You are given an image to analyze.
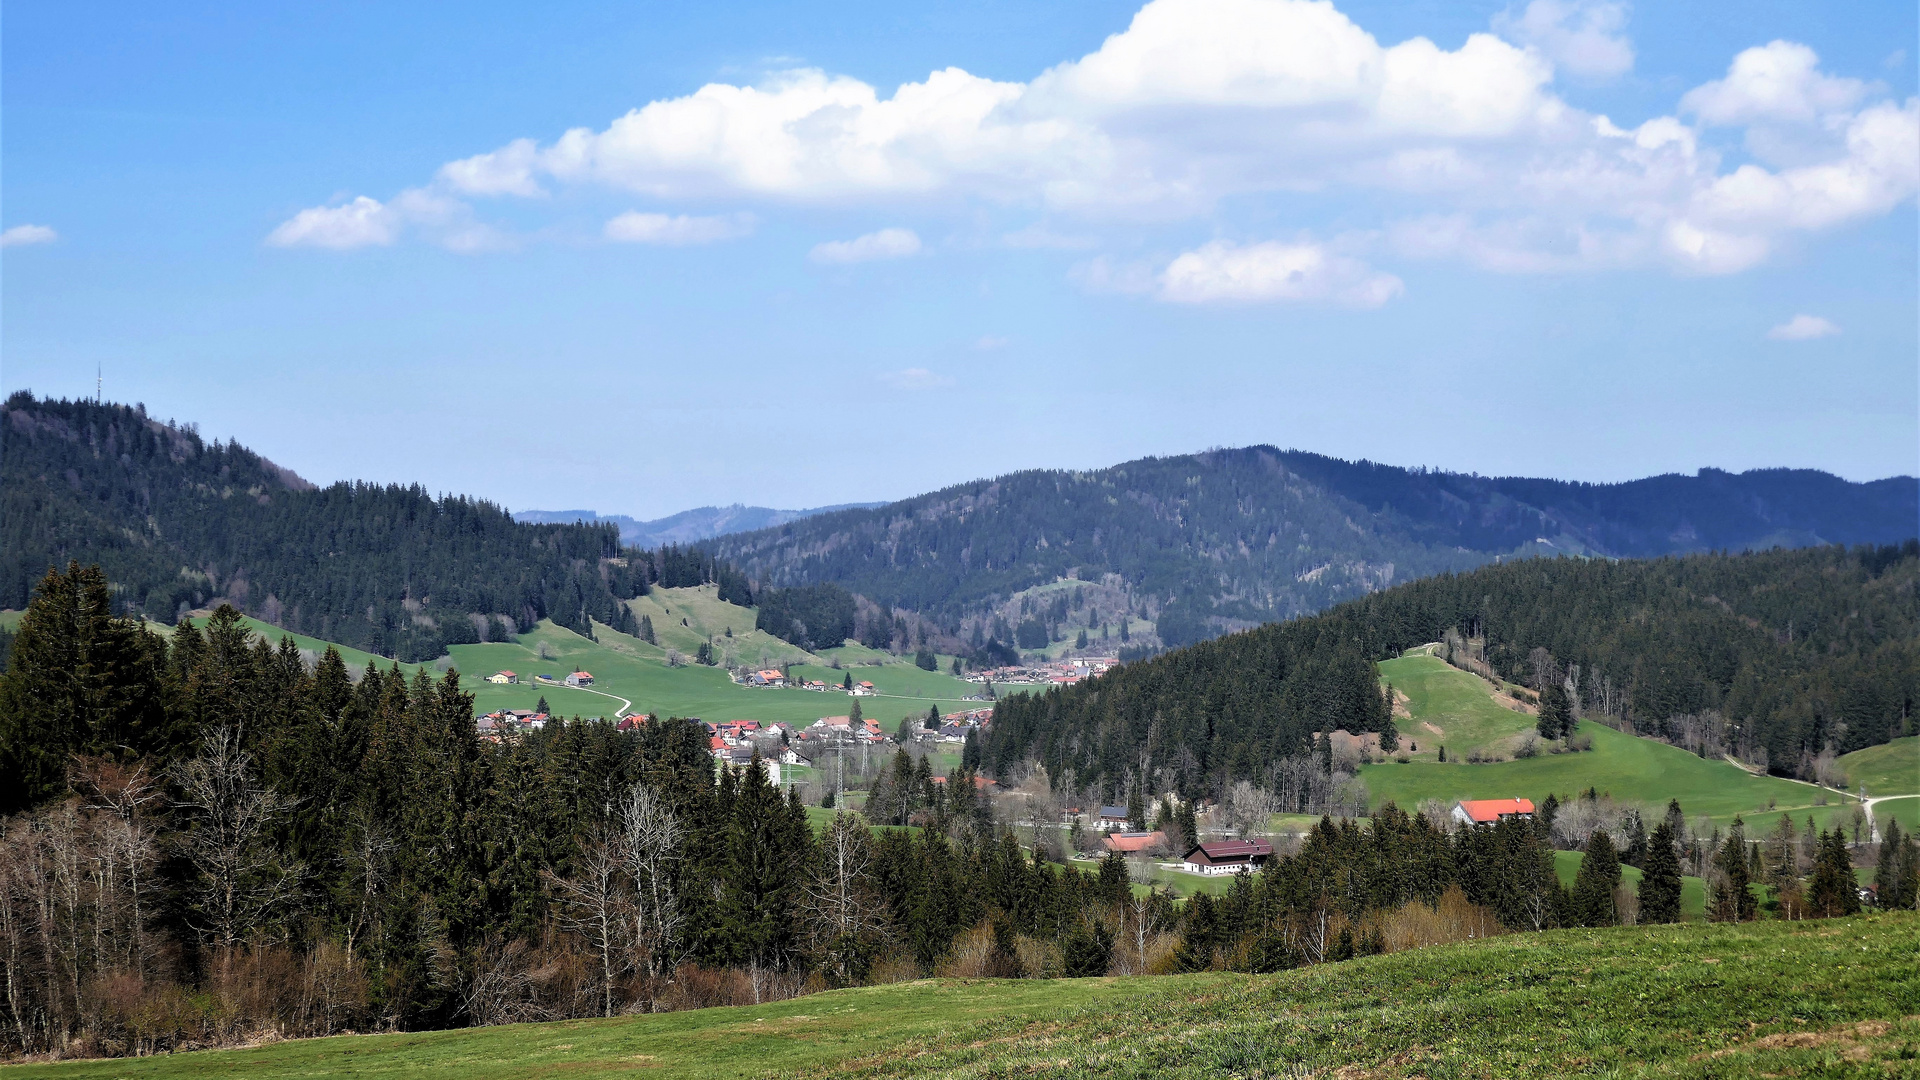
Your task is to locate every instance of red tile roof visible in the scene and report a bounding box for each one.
[1103,830,1165,853]
[1455,798,1535,823]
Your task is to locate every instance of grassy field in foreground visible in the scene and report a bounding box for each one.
[803,913,1920,1080]
[13,917,1914,1080]
[1840,737,1918,797]
[2,976,1247,1080]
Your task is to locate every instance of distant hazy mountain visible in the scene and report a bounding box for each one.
[514,502,884,548]
[707,446,1919,646]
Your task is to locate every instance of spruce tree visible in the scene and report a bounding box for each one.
[1709,819,1756,921]
[925,705,939,730]
[1571,830,1622,926]
[536,696,550,715]
[1639,821,1683,923]
[1876,821,1919,911]
[1808,829,1861,917]
[960,726,982,771]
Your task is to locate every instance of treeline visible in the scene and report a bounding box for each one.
[2,394,646,660]
[983,544,1918,797]
[987,616,1393,799]
[1,394,785,663]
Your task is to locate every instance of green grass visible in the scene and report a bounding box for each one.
[1552,849,1708,919]
[20,917,1913,1079]
[1362,720,1858,831]
[2,975,1247,1080]
[1878,795,1920,835]
[1378,653,1535,760]
[800,913,1920,1079]
[1365,655,1859,831]
[156,586,984,727]
[1839,736,1918,797]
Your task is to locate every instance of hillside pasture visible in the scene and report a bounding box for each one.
[1839,736,1918,796]
[1377,653,1536,761]
[1359,721,1858,832]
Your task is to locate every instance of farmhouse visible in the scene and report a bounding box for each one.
[1095,805,1131,832]
[1181,839,1274,876]
[1102,830,1165,855]
[564,670,594,687]
[1451,798,1535,827]
[487,670,518,684]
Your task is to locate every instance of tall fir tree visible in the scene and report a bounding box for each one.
[1639,820,1684,923]
[1571,830,1622,926]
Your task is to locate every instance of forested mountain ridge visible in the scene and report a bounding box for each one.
[709,447,1918,646]
[985,542,1919,799]
[2,392,653,660]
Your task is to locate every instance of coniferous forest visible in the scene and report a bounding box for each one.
[987,542,1918,796]
[0,394,775,662]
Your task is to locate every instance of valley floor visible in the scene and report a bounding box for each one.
[9,914,1914,1080]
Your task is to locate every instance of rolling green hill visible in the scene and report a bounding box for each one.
[1839,737,1919,796]
[171,587,988,727]
[11,915,1912,1080]
[1362,653,1861,833]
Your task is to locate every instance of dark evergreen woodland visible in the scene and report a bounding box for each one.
[710,445,1918,645]
[985,543,1917,796]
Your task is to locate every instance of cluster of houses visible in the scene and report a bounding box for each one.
[473,709,550,742]
[965,658,1116,687]
[484,669,594,687]
[907,708,994,744]
[739,669,879,696]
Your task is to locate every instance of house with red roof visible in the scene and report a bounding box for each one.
[1451,798,1535,827]
[564,670,594,687]
[1102,830,1166,855]
[1181,839,1274,876]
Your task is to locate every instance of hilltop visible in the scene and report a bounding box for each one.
[514,503,884,549]
[708,446,1918,647]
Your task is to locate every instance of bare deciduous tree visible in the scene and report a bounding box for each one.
[616,784,685,984]
[171,727,303,954]
[801,813,887,986]
[545,830,627,1018]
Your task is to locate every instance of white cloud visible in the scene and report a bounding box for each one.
[0,224,58,247]
[1157,240,1403,306]
[1493,0,1633,80]
[272,0,1916,281]
[1767,314,1840,340]
[809,227,922,264]
[604,211,756,245]
[1682,42,1867,127]
[878,367,955,389]
[266,196,398,249]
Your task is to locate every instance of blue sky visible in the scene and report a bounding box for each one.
[5,0,1915,518]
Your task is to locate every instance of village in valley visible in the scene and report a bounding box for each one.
[467,657,1538,891]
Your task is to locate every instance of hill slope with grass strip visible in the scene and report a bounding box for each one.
[11,916,1913,1080]
[1362,653,1863,834]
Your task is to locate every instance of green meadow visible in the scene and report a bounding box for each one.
[1839,736,1918,796]
[1362,653,1861,832]
[10,916,1913,1080]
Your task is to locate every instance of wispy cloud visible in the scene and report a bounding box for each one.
[0,224,59,248]
[878,367,955,390]
[1767,314,1840,340]
[809,228,921,265]
[604,211,756,245]
[1157,241,1404,307]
